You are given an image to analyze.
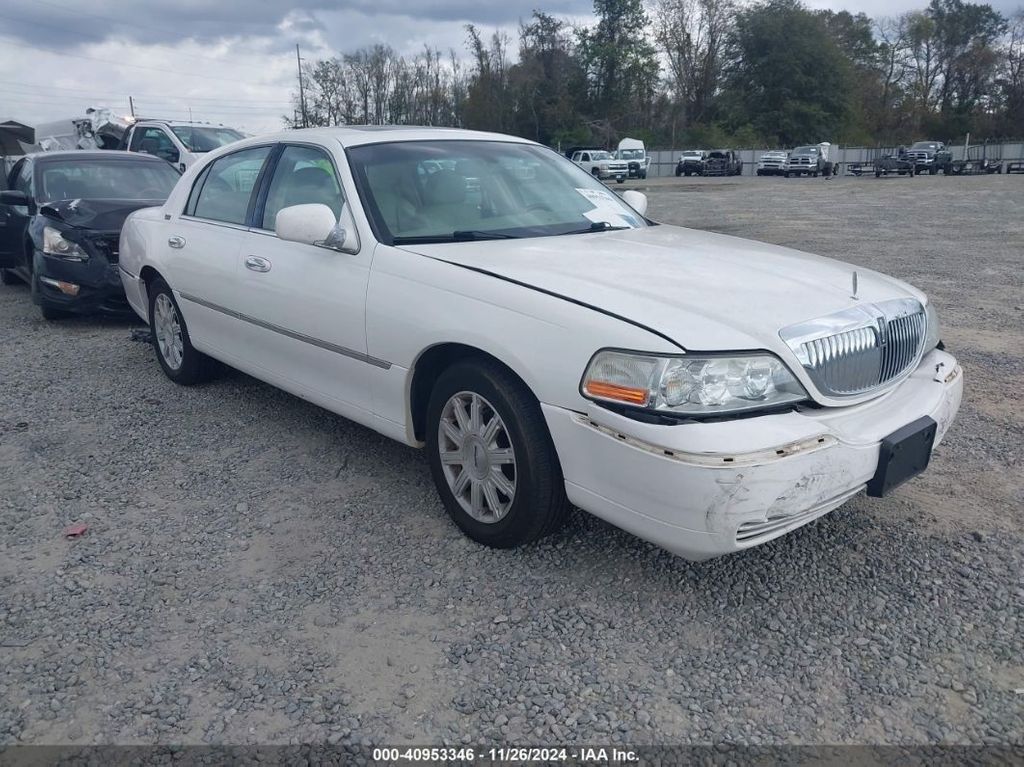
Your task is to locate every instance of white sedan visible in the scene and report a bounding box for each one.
[118,127,963,560]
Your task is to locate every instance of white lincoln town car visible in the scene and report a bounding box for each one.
[118,127,963,560]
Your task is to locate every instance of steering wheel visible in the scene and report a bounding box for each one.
[525,202,554,213]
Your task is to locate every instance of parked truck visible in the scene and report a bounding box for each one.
[905,141,952,175]
[784,144,831,177]
[568,148,628,183]
[614,137,650,179]
[756,150,789,176]
[704,149,743,176]
[120,119,244,173]
[675,150,708,176]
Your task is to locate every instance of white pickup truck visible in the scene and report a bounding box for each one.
[570,149,628,183]
[120,120,244,173]
[615,138,650,179]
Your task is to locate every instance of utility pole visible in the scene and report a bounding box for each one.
[129,96,135,118]
[296,44,308,128]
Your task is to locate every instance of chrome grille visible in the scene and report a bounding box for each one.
[780,298,927,397]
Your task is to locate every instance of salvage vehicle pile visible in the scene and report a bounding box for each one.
[2,126,963,561]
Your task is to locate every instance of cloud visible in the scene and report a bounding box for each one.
[0,0,596,132]
[1,0,1020,135]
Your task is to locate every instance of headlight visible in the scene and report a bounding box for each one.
[924,302,940,351]
[42,226,88,261]
[581,350,808,417]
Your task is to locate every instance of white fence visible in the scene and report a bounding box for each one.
[646,143,1024,177]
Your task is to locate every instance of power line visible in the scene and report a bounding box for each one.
[0,94,287,114]
[0,92,287,116]
[0,36,285,84]
[0,80,290,106]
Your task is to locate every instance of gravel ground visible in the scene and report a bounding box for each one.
[0,173,1021,748]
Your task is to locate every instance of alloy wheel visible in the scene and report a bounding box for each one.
[437,391,517,523]
[153,293,184,371]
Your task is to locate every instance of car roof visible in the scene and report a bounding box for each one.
[26,150,166,162]
[222,126,537,151]
[135,120,236,128]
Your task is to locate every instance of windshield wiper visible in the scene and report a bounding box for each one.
[452,230,518,241]
[393,231,519,245]
[561,221,631,235]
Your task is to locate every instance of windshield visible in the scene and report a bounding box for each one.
[349,140,647,245]
[911,142,938,150]
[170,126,244,152]
[618,149,645,160]
[682,151,703,158]
[39,159,179,202]
[589,151,612,161]
[792,146,817,155]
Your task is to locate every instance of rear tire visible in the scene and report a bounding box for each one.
[0,268,20,285]
[426,359,568,549]
[147,277,216,385]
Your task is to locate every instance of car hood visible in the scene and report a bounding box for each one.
[401,225,924,355]
[39,198,165,230]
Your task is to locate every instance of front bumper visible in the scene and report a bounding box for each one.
[34,251,132,315]
[544,348,963,560]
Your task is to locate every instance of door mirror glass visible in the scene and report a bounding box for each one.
[622,190,648,217]
[276,202,359,254]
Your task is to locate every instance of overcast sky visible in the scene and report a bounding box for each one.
[1,0,1020,134]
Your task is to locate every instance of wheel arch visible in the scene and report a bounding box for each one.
[138,265,165,307]
[408,342,539,444]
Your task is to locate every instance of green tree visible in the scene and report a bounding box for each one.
[507,12,588,145]
[576,0,660,134]
[723,0,853,145]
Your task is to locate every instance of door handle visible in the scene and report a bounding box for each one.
[245,256,272,273]
[168,236,185,249]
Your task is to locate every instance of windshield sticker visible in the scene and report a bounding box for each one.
[575,188,640,228]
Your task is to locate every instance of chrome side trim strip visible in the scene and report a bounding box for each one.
[178,291,391,370]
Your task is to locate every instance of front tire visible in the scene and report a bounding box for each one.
[426,359,568,549]
[148,277,215,385]
[0,268,21,285]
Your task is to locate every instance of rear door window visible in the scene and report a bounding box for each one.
[189,146,271,226]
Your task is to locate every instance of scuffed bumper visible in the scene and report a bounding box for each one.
[35,251,132,316]
[544,348,963,560]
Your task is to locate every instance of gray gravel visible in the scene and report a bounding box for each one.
[1,173,1021,747]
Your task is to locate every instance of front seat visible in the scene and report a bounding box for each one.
[283,166,340,214]
[421,169,477,230]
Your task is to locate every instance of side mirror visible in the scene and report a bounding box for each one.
[276,202,360,254]
[0,190,31,207]
[622,190,648,217]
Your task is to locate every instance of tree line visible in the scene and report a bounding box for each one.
[287,0,1024,148]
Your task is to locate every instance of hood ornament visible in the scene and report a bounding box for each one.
[851,270,859,300]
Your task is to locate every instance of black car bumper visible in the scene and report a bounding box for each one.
[33,251,132,315]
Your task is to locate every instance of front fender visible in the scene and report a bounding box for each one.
[365,244,680,436]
